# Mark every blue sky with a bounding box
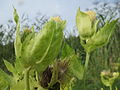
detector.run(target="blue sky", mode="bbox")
[0,0,95,30]
[0,0,115,30]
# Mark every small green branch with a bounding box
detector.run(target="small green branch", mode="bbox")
[25,67,31,90]
[84,52,90,73]
[110,85,112,90]
[84,52,90,90]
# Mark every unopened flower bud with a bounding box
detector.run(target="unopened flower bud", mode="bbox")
[24,29,32,33]
[50,16,62,22]
[85,11,96,21]
[113,72,119,78]
[76,8,97,40]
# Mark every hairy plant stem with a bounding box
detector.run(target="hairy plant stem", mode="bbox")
[84,52,90,90]
[25,67,31,90]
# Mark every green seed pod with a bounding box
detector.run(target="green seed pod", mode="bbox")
[76,8,96,40]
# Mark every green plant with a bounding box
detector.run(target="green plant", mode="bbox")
[0,8,66,90]
[100,70,119,90]
[0,7,118,90]
[76,8,118,90]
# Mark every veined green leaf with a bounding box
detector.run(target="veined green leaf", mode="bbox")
[4,60,17,75]
[13,8,22,60]
[10,80,25,90]
[20,31,35,67]
[34,21,66,72]
[84,19,118,52]
[60,42,75,59]
[69,55,84,80]
[14,58,24,74]
[0,69,12,89]
[13,8,19,24]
